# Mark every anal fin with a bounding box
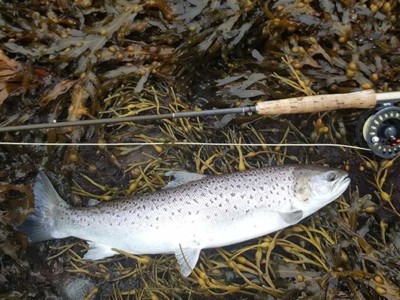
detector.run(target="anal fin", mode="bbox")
[83,241,118,260]
[174,246,201,277]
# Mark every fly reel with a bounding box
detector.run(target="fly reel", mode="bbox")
[357,105,400,159]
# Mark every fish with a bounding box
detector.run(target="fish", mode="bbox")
[20,165,350,277]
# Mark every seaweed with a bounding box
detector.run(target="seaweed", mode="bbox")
[0,0,399,299]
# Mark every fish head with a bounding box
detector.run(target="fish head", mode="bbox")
[292,166,350,215]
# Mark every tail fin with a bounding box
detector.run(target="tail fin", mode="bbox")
[19,171,70,243]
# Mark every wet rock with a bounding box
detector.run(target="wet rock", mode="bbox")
[56,275,95,300]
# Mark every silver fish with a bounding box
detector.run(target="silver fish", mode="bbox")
[21,165,350,277]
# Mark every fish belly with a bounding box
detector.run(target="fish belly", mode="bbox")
[199,208,292,249]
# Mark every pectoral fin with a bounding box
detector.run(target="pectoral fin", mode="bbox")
[174,246,201,277]
[163,171,207,189]
[83,241,117,260]
[278,210,303,225]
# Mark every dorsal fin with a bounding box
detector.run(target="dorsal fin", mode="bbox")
[163,171,206,189]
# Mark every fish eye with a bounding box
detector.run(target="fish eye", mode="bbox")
[327,172,336,182]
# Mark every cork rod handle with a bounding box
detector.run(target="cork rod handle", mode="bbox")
[256,90,377,115]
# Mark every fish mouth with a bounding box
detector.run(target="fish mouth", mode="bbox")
[334,174,351,195]
[342,175,351,185]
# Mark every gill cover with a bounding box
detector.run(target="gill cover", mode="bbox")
[293,166,349,205]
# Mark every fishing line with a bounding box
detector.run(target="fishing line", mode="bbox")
[0,141,371,151]
[1,90,399,157]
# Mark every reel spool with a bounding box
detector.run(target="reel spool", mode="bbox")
[357,106,400,159]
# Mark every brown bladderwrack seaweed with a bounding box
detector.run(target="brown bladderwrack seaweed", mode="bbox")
[0,0,399,299]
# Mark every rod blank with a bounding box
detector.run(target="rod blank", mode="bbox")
[0,90,399,133]
[0,107,256,133]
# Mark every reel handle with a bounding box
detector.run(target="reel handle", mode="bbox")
[256,90,377,115]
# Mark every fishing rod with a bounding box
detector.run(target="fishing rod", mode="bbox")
[1,89,399,158]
